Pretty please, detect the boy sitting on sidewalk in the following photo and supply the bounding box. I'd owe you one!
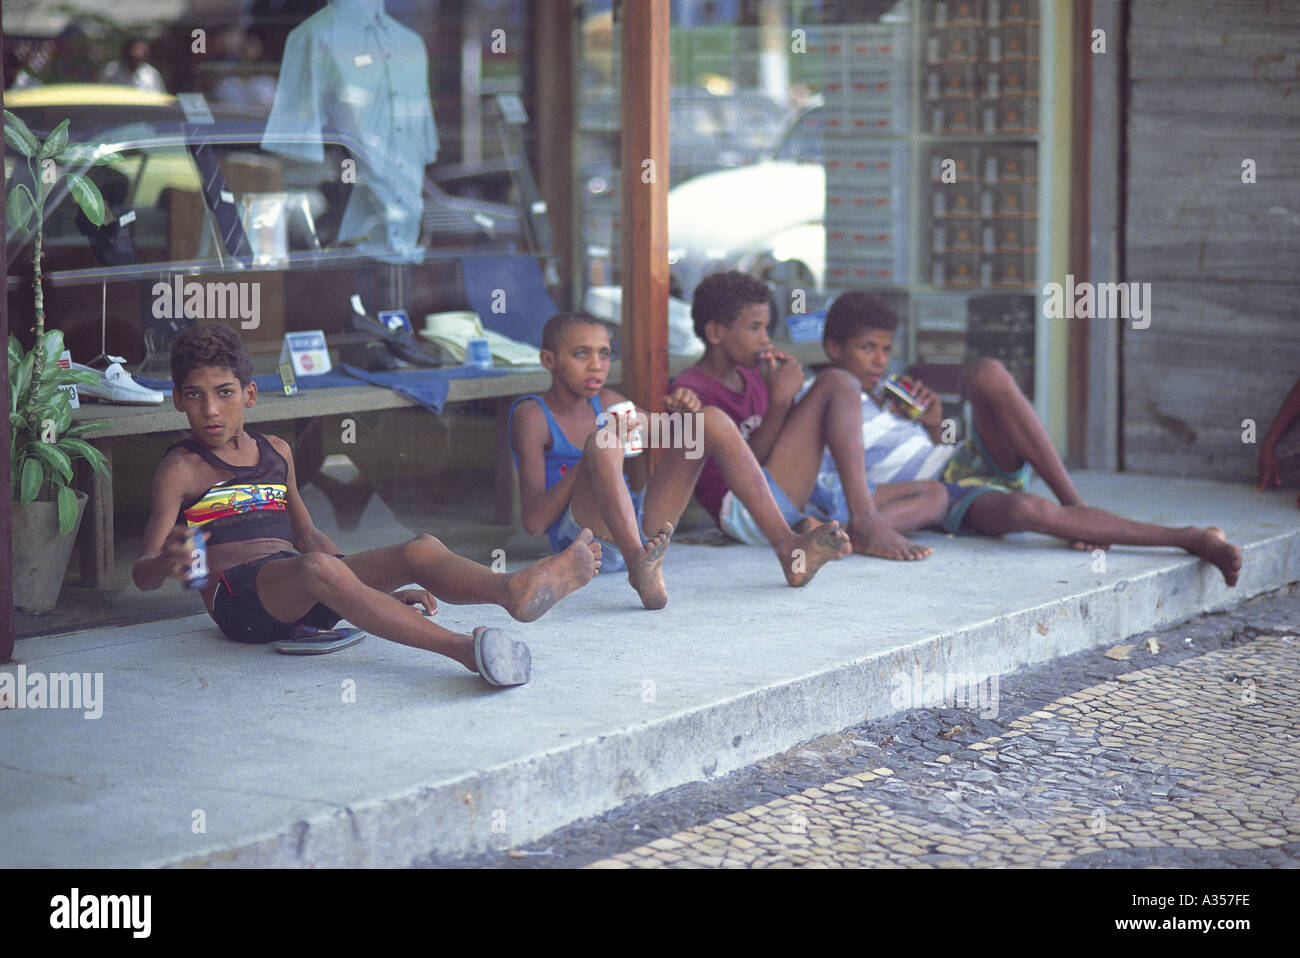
[508,312,848,609]
[672,272,948,561]
[815,290,1242,586]
[132,323,600,686]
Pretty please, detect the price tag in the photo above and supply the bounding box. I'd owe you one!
[176,93,215,125]
[377,309,412,335]
[279,330,331,377]
[56,349,79,409]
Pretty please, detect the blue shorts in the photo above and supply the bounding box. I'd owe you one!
[940,421,1032,534]
[718,468,871,546]
[549,488,646,573]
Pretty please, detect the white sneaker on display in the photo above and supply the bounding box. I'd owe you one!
[71,357,165,405]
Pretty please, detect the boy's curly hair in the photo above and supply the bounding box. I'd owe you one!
[691,271,772,342]
[170,323,254,387]
[823,290,900,349]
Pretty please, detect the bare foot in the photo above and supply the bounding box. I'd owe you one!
[780,520,850,587]
[629,522,672,609]
[505,529,600,622]
[794,515,850,558]
[849,517,932,560]
[1190,526,1242,587]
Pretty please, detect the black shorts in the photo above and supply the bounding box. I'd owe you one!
[211,551,342,644]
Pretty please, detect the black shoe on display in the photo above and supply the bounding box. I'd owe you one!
[345,308,442,368]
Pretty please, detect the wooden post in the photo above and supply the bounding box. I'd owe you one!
[619,0,671,465]
[1,8,14,662]
[77,442,114,589]
[1067,0,1092,467]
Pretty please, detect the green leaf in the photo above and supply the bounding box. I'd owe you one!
[63,420,110,437]
[63,370,101,388]
[66,172,105,227]
[19,457,42,502]
[13,351,34,409]
[54,396,74,433]
[6,184,35,232]
[9,411,27,432]
[30,440,73,482]
[40,329,65,364]
[3,109,38,157]
[8,334,22,368]
[58,142,124,167]
[61,437,108,474]
[57,484,77,535]
[37,119,70,160]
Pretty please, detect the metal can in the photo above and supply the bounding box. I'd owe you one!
[598,400,645,457]
[881,373,930,420]
[184,530,209,590]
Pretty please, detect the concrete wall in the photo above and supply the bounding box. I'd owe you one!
[1122,0,1300,481]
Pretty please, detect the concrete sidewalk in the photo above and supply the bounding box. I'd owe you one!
[2,471,1297,868]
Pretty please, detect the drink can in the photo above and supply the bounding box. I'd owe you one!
[599,400,645,457]
[184,530,209,590]
[881,373,930,420]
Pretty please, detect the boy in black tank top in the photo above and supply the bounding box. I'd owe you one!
[132,324,601,686]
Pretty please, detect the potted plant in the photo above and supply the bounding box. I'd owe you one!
[6,110,116,612]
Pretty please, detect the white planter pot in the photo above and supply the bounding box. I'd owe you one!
[11,491,89,613]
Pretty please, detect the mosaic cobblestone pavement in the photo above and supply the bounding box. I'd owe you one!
[585,636,1300,868]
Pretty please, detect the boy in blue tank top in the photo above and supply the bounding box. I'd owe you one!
[132,323,600,686]
[509,312,849,610]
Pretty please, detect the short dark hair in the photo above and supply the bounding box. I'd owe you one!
[823,291,900,349]
[691,271,771,342]
[171,323,254,387]
[541,311,607,353]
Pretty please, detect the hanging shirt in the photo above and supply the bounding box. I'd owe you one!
[261,0,440,263]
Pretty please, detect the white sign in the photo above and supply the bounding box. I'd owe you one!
[279,330,331,377]
[176,93,215,125]
[56,349,79,409]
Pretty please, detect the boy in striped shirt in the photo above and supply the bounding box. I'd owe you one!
[816,291,1242,586]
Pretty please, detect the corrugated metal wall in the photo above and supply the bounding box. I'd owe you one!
[1123,0,1300,481]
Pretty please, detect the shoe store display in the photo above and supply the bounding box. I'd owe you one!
[345,305,443,368]
[71,357,166,405]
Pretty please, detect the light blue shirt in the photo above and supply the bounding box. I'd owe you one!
[261,0,439,263]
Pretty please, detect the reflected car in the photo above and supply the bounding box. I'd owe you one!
[667,101,828,299]
[578,87,788,208]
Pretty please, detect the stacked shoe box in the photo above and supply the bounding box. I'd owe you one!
[926,142,1037,290]
[808,23,911,290]
[967,293,1036,399]
[924,0,1040,136]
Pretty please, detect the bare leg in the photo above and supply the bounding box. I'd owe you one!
[643,406,847,586]
[963,358,1084,498]
[765,368,932,559]
[256,552,480,673]
[285,532,600,623]
[872,480,950,535]
[566,435,677,608]
[965,491,1242,586]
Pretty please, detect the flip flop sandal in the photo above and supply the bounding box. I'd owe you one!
[274,626,367,655]
[472,627,531,686]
